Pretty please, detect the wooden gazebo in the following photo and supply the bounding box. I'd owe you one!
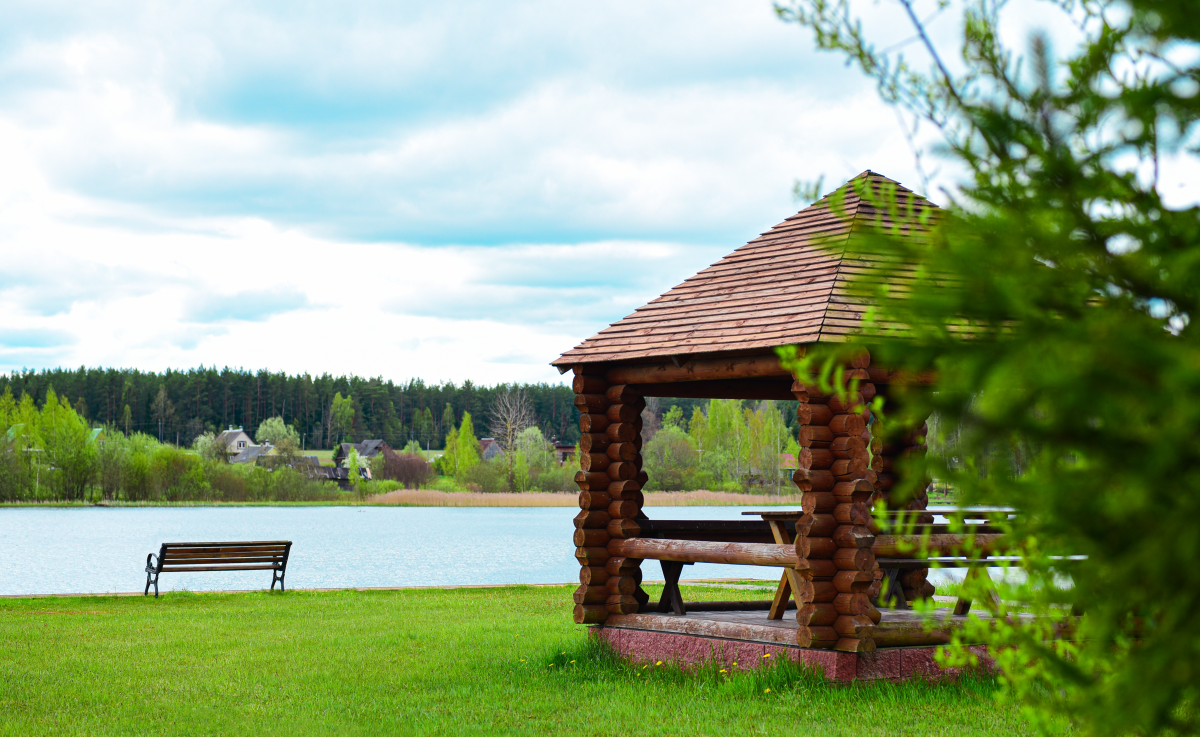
[553,172,992,673]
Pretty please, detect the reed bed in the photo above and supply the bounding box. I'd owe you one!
[368,489,805,507]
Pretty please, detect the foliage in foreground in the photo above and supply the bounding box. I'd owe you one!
[0,585,1035,736]
[779,0,1200,732]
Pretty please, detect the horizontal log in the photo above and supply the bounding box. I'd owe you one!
[833,525,874,549]
[574,394,611,412]
[833,547,876,571]
[606,443,639,462]
[607,479,644,497]
[573,528,609,547]
[580,453,610,472]
[797,536,836,559]
[573,604,607,624]
[579,566,610,586]
[606,556,642,576]
[607,461,638,481]
[575,547,610,564]
[829,414,866,436]
[606,595,639,615]
[608,538,809,568]
[826,393,864,413]
[834,614,876,637]
[579,433,609,453]
[607,404,643,423]
[799,425,834,446]
[872,533,1007,558]
[798,448,834,470]
[605,384,642,403]
[871,619,952,648]
[606,576,638,596]
[607,518,641,538]
[574,584,607,604]
[833,593,882,621]
[832,479,873,499]
[811,580,837,603]
[605,354,789,385]
[796,403,834,426]
[831,436,867,459]
[608,500,641,518]
[835,636,876,653]
[579,414,610,433]
[831,457,868,477]
[573,509,611,529]
[796,602,839,626]
[808,514,838,537]
[573,376,608,394]
[793,469,835,491]
[833,570,874,593]
[805,626,840,647]
[578,490,611,509]
[833,501,872,526]
[635,378,797,401]
[801,491,837,513]
[605,422,640,443]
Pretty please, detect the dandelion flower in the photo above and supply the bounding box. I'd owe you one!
[764,688,771,694]
[655,661,663,666]
[570,660,576,664]
[732,662,738,667]
[719,669,727,674]
[763,654,772,659]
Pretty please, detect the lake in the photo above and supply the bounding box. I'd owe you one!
[0,506,970,596]
[0,506,788,596]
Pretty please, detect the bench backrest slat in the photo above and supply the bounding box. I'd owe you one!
[154,541,292,573]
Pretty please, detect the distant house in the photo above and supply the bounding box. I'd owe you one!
[215,427,254,457]
[552,441,575,465]
[87,428,106,446]
[230,443,273,464]
[479,438,502,461]
[332,440,392,467]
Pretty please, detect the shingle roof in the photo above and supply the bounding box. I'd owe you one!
[553,171,937,366]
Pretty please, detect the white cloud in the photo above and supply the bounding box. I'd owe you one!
[0,0,966,383]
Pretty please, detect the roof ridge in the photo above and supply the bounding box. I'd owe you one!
[814,189,865,343]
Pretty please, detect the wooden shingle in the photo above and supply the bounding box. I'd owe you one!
[553,171,938,367]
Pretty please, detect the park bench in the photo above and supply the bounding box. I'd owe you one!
[144,541,292,597]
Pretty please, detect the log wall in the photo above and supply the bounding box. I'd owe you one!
[572,366,650,624]
[870,385,936,603]
[793,350,880,652]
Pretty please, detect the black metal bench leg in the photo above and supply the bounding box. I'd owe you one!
[144,571,152,597]
[272,569,285,592]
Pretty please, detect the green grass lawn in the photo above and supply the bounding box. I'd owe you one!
[0,584,1039,736]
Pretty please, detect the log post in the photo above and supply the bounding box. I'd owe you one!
[573,365,613,624]
[602,383,648,614]
[796,350,879,652]
[791,379,838,649]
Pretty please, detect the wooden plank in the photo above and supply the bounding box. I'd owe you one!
[634,379,796,401]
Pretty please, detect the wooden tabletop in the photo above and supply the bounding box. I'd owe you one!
[741,510,807,519]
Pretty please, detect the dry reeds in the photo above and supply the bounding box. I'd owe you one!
[367,489,804,507]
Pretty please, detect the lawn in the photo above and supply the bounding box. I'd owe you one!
[0,584,1037,736]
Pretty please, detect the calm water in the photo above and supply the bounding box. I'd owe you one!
[0,506,804,596]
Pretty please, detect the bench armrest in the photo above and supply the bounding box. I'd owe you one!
[145,553,158,573]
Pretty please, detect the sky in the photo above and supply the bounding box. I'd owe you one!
[0,0,1087,385]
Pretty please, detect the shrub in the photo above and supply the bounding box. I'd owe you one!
[380,450,432,489]
[461,458,507,493]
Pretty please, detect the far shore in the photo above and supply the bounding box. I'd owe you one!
[0,490,807,508]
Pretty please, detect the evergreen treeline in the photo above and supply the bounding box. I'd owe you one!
[0,367,586,450]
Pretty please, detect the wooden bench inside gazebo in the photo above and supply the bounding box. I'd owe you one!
[552,171,1009,680]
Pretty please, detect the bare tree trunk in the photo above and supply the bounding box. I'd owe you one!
[489,387,536,489]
